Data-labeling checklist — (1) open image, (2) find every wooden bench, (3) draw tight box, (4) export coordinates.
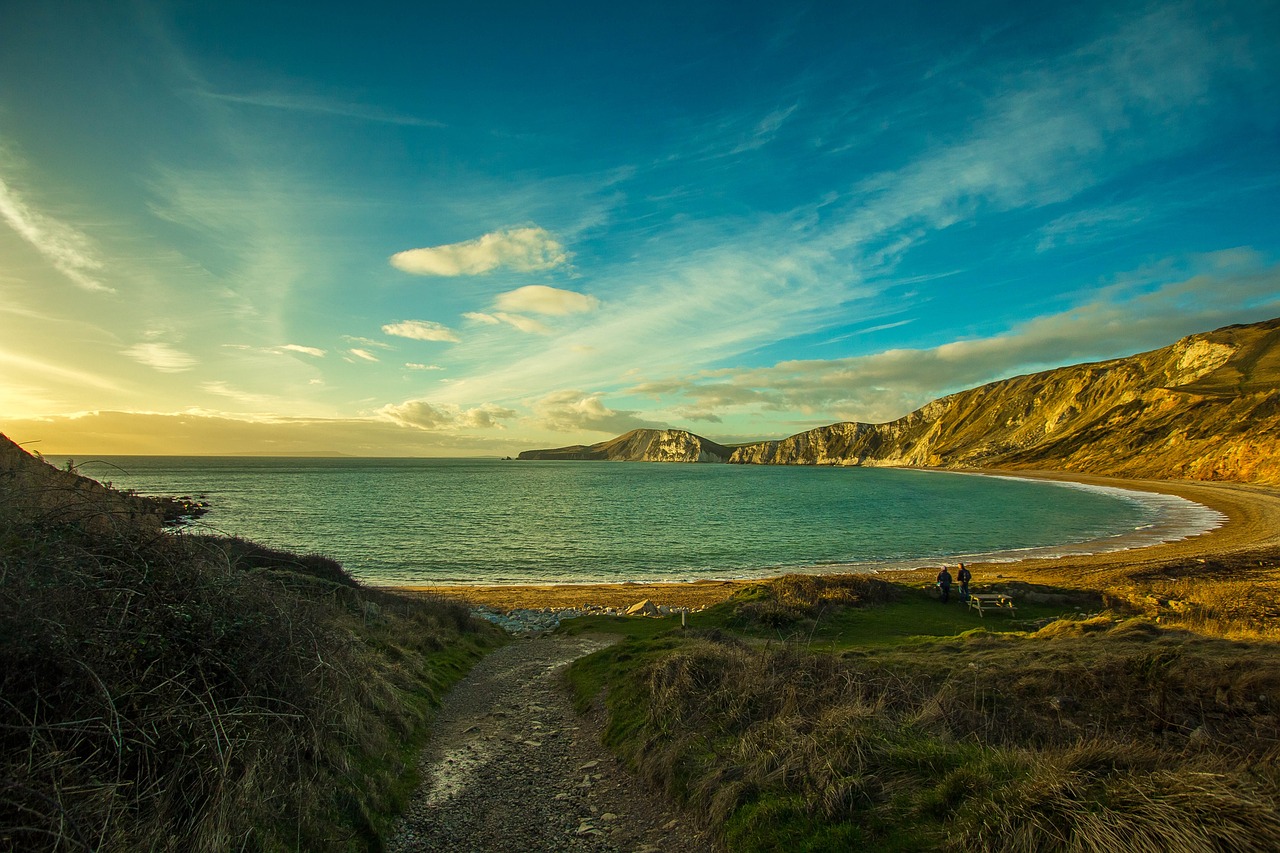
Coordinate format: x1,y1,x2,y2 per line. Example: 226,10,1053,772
967,593,1016,617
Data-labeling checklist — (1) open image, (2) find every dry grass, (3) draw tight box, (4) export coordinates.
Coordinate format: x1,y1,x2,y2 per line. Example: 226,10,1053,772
729,573,901,631
577,612,1280,851
0,447,502,851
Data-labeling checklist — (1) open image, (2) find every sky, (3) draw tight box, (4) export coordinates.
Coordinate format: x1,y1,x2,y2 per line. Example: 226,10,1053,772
1,0,1279,457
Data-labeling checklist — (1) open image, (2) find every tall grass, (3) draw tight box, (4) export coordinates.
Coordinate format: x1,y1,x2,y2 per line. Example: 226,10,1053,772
1,443,503,851
573,616,1280,851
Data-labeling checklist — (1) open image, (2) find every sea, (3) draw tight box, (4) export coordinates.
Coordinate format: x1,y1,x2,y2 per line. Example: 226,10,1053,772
59,457,1224,587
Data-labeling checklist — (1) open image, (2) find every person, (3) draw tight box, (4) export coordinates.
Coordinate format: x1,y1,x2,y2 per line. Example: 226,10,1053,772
957,563,972,601
936,566,953,603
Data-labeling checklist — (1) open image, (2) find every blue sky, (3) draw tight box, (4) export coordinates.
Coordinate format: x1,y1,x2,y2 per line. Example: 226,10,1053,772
2,0,1278,455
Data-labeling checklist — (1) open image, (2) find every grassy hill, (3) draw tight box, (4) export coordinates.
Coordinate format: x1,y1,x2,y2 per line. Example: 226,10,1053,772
0,434,505,851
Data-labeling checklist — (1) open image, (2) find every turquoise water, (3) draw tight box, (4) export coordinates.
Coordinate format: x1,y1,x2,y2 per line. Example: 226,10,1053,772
62,457,1220,586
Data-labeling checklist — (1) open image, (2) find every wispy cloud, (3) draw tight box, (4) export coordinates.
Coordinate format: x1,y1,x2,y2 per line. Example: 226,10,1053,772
1035,205,1147,252
390,227,569,276
271,343,326,357
405,363,444,371
122,342,196,372
0,173,112,293
200,380,275,406
0,348,125,392
464,311,551,335
382,320,460,342
197,88,446,127
348,348,380,363
343,336,394,350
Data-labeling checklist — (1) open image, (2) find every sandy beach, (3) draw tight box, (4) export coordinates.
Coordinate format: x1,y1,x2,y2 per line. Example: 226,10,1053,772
396,469,1280,612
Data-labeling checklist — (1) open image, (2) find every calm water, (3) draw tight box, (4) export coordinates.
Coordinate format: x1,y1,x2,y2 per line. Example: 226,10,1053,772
62,457,1222,586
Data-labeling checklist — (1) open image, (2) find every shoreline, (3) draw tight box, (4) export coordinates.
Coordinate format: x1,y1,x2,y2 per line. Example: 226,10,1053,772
394,469,1280,612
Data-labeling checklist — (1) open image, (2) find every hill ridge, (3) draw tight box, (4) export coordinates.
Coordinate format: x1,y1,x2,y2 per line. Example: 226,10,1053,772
518,318,1280,484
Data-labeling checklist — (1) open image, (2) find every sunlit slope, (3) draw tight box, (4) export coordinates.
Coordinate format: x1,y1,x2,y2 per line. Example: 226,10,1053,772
731,318,1280,483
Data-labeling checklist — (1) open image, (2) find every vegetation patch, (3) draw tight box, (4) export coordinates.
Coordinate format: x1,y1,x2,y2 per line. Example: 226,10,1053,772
1,452,505,851
568,574,1280,851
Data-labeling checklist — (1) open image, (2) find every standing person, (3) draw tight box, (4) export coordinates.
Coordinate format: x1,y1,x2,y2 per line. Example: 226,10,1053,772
957,563,972,601
936,566,953,603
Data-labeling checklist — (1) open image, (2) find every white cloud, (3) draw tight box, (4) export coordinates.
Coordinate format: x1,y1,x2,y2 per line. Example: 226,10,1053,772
405,363,444,371
531,390,663,435
390,226,569,276
122,342,196,372
273,343,326,357
382,319,460,342
379,400,516,430
0,174,112,293
495,284,600,316
348,348,380,362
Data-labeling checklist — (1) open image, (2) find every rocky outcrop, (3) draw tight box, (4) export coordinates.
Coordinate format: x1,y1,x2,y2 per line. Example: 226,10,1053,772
729,318,1280,484
519,318,1280,485
518,429,734,463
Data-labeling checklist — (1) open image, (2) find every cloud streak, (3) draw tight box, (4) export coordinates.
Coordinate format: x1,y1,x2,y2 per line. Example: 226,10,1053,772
122,342,197,373
382,320,460,342
0,174,112,293
197,88,447,127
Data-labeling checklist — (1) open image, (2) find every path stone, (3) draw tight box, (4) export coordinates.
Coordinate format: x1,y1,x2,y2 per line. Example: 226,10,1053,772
387,635,716,852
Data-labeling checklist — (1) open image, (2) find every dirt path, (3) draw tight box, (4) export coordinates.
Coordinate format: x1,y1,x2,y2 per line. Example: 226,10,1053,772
388,635,717,853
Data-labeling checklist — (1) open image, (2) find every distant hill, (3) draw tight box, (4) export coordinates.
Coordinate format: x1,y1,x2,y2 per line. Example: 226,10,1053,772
518,318,1280,485
517,428,734,462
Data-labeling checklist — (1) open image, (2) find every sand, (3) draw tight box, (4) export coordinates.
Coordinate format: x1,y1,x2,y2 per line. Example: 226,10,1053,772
394,469,1280,612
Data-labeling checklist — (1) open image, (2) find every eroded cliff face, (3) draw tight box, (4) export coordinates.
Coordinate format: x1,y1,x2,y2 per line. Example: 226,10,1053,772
729,319,1280,484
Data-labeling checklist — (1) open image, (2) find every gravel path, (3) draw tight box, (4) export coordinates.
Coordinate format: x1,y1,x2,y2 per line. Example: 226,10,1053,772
388,635,717,852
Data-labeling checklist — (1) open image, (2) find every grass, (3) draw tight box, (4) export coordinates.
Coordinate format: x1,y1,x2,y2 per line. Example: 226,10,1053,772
559,573,1088,649
566,574,1280,851
0,439,506,851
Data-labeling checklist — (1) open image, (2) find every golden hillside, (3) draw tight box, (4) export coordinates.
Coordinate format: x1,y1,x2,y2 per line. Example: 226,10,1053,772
731,318,1280,484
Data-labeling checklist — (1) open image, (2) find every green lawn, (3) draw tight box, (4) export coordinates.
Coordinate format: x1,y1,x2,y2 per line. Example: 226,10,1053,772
556,583,1083,649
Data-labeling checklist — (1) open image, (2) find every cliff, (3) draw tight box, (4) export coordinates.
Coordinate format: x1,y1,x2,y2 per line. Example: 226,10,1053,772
729,318,1280,484
519,318,1280,485
517,428,734,463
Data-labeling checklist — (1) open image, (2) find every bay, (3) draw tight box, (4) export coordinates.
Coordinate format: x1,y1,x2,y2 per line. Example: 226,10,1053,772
62,457,1221,586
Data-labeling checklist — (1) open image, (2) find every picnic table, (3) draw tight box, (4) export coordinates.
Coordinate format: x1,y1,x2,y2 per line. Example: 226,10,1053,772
967,593,1016,617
